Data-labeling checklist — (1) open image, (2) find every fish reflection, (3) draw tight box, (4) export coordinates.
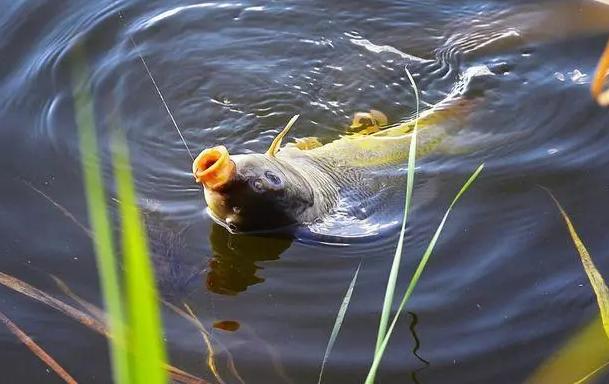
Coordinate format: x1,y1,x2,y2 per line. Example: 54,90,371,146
206,222,292,295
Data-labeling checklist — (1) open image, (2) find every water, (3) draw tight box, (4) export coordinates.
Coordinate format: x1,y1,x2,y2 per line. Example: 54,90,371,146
2,0,609,382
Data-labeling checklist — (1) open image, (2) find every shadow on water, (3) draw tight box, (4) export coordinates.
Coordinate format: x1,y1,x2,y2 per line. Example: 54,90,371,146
408,311,431,384
205,223,292,296
147,210,292,298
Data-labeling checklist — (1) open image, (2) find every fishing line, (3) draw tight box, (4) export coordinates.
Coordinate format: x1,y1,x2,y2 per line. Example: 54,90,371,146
118,11,195,161
117,11,221,339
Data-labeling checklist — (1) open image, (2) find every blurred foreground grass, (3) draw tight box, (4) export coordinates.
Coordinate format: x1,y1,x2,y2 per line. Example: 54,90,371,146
72,42,168,384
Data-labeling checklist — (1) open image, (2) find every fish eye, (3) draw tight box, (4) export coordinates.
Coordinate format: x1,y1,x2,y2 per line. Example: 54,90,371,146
264,171,282,186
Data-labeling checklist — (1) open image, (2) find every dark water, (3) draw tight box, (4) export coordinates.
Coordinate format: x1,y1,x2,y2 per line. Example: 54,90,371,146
2,0,609,382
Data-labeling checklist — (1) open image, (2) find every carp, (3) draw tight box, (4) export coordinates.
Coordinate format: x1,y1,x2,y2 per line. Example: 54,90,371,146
192,66,491,237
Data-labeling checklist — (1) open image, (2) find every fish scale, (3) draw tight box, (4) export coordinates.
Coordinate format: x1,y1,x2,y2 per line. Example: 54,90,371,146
194,67,488,235
270,94,475,234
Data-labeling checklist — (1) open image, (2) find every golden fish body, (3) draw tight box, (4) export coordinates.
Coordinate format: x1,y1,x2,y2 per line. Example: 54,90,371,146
193,72,480,235
291,98,470,169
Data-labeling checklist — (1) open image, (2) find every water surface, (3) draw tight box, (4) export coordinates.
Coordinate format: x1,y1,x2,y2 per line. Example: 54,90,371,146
2,0,609,382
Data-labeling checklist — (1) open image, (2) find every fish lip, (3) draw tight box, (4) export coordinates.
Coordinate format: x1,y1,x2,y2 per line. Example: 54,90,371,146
193,146,236,190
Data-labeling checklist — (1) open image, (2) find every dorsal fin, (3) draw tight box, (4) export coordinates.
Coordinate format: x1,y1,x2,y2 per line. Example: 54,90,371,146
266,115,300,157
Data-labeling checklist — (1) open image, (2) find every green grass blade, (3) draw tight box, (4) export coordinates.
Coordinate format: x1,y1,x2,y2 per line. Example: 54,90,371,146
527,189,609,384
526,313,609,384
112,131,169,384
573,360,609,384
375,65,420,354
366,164,484,383
545,189,609,339
71,43,129,384
317,262,361,384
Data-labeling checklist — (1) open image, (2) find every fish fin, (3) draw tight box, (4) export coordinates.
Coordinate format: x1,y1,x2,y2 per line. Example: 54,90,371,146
369,109,388,126
266,115,300,157
376,95,482,138
371,65,492,138
348,110,388,135
288,137,323,150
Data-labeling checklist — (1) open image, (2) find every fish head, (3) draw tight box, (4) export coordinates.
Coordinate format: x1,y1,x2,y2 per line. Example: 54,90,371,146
193,145,314,233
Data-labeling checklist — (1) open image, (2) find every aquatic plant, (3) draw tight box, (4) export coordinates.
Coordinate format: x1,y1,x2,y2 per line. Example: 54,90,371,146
318,65,484,383
367,65,484,382
528,315,609,384
0,310,77,383
526,39,609,384
317,263,361,384
72,43,130,383
528,190,609,383
7,37,213,384
72,42,168,383
375,67,421,357
366,163,483,383
0,271,206,384
546,190,609,339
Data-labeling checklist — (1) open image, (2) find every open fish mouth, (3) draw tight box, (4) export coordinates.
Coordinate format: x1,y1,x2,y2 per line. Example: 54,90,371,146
192,145,235,190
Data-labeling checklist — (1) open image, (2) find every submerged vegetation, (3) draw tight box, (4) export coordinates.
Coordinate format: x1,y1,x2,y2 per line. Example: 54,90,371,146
0,310,77,384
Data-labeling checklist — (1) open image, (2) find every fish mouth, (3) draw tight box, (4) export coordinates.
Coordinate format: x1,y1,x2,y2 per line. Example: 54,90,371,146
193,145,236,190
